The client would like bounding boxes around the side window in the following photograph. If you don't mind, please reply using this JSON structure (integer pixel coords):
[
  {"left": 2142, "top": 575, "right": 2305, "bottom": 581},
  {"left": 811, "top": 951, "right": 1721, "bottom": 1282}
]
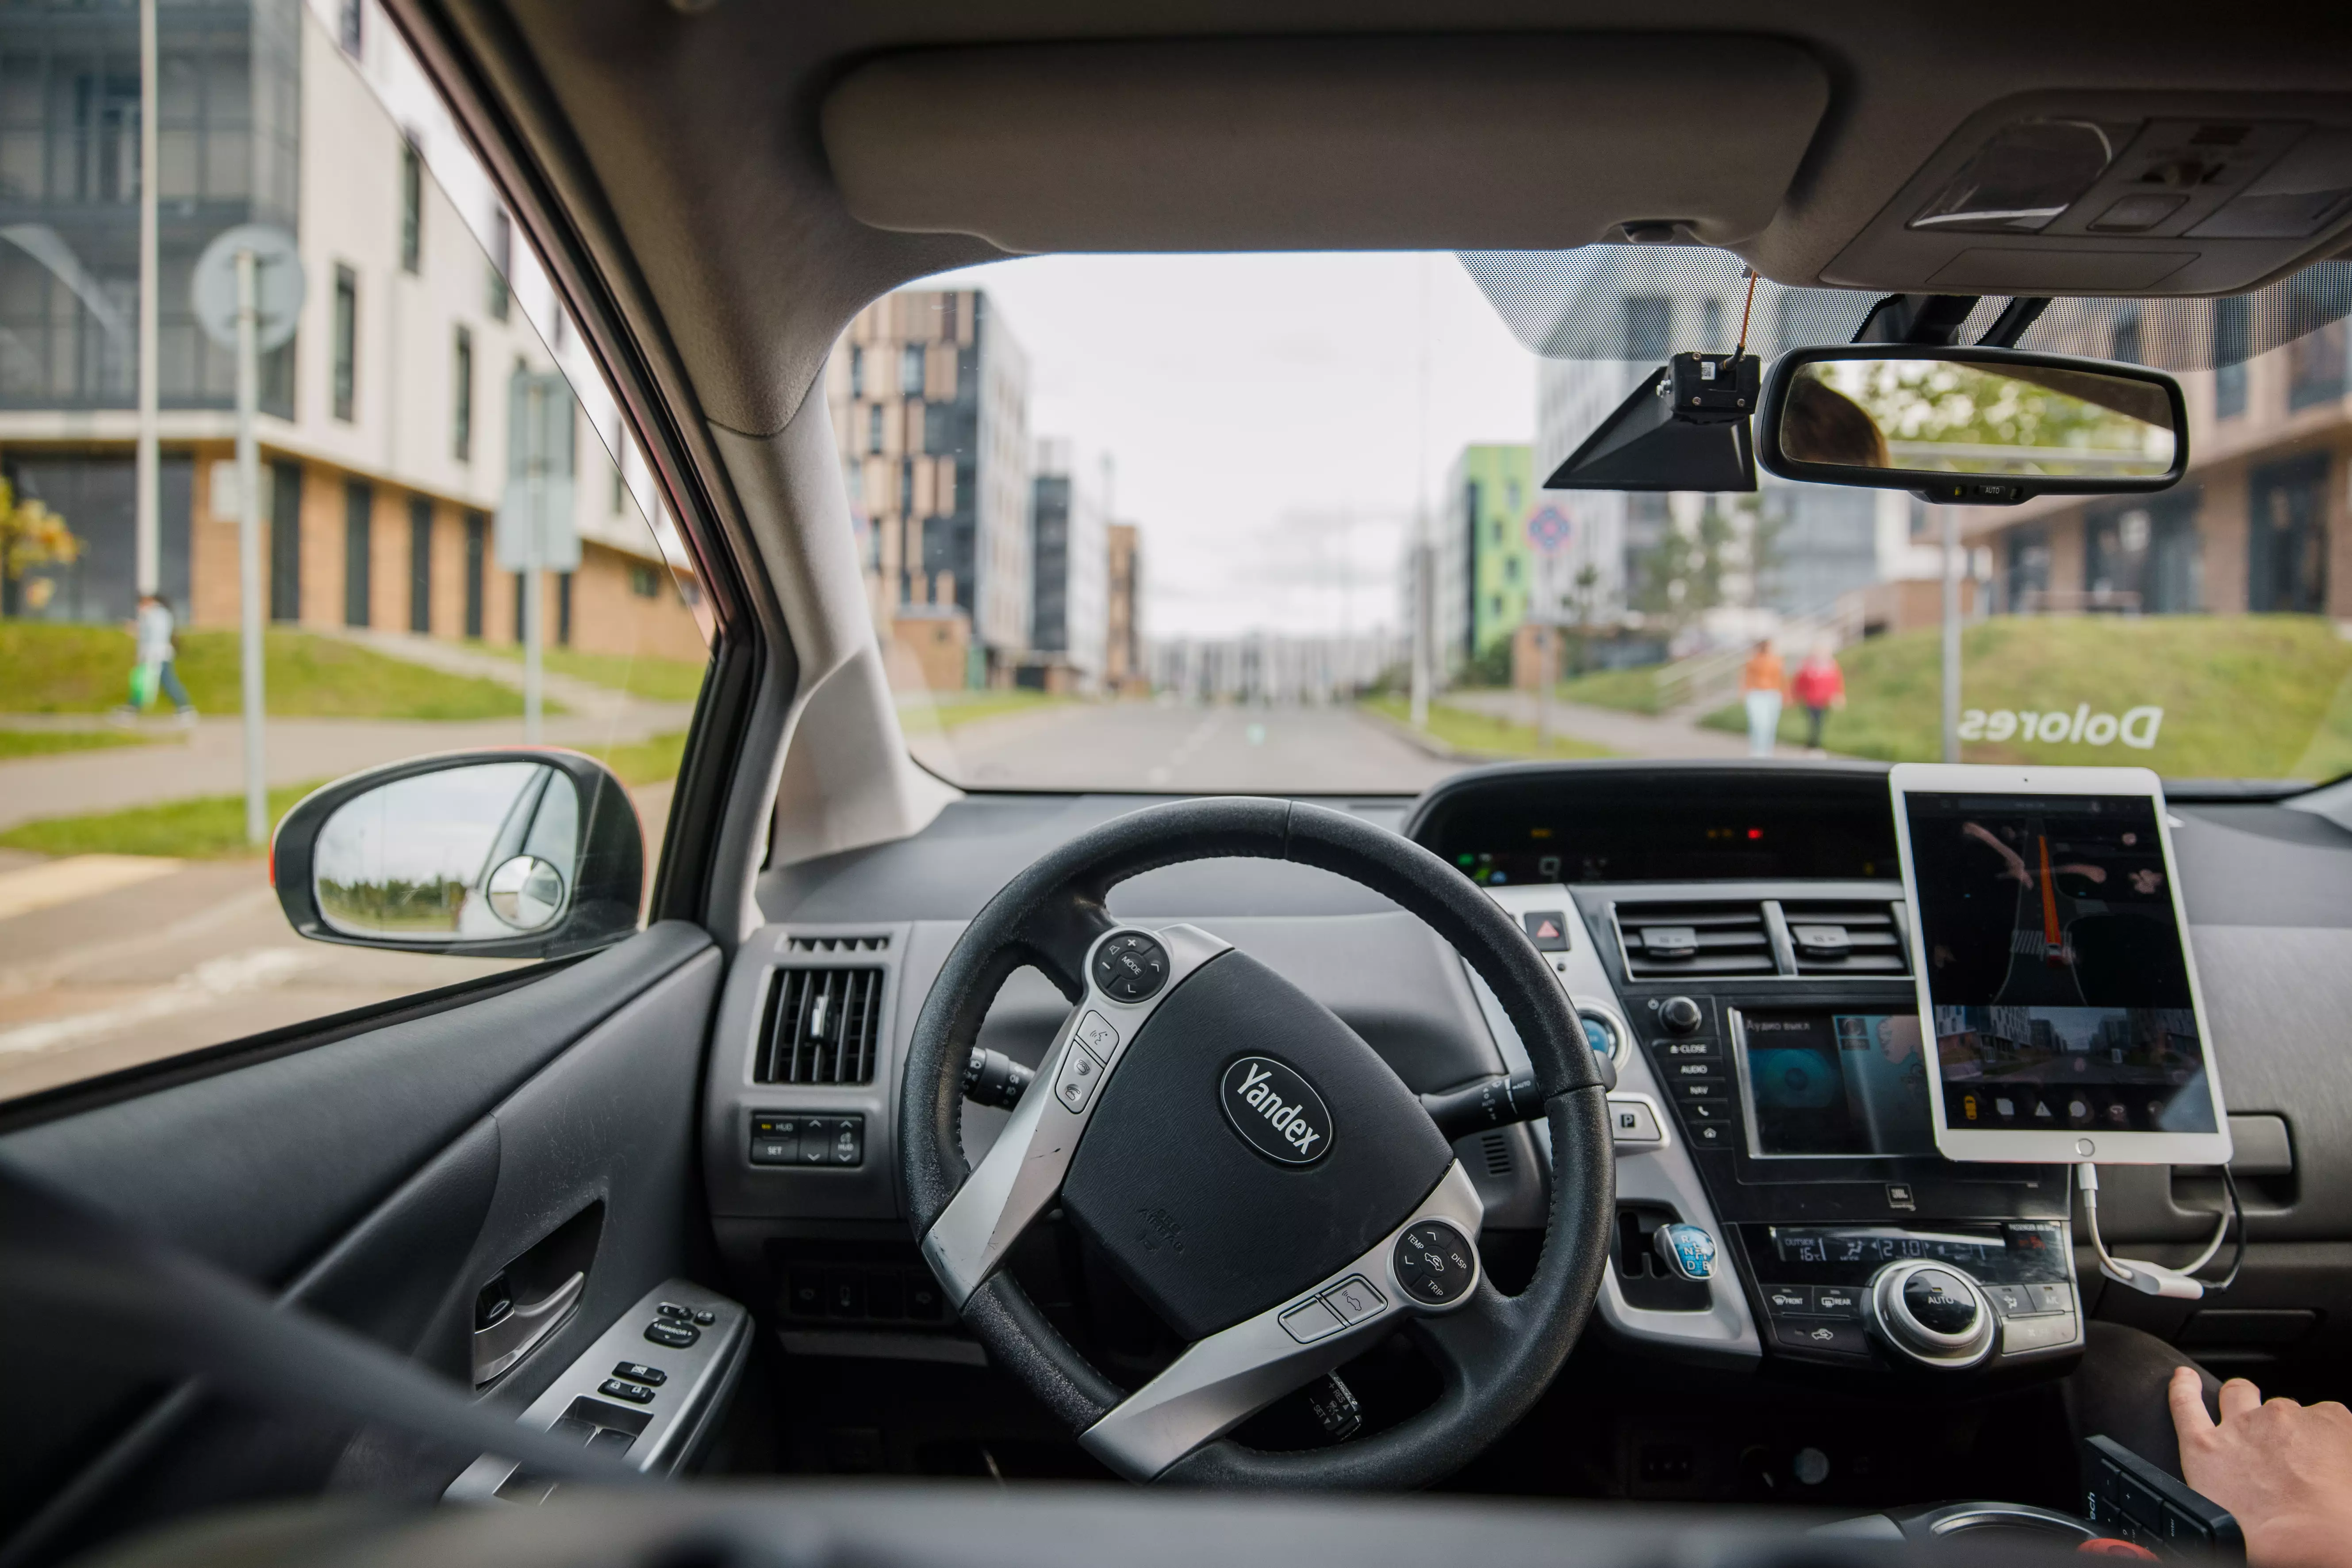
[{"left": 0, "top": 1, "right": 708, "bottom": 1106}]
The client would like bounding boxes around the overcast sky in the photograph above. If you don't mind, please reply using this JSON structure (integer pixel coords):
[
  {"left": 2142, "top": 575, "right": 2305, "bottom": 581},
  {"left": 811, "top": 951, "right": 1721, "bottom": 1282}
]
[{"left": 918, "top": 253, "right": 1543, "bottom": 641}]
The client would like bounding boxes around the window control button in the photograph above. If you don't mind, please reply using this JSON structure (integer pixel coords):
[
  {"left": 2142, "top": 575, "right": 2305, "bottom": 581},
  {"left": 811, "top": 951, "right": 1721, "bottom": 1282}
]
[
  {"left": 613, "top": 1362, "right": 667, "bottom": 1386},
  {"left": 692, "top": 1308, "right": 716, "bottom": 1326},
  {"left": 599, "top": 1378, "right": 656, "bottom": 1404},
  {"left": 656, "top": 1302, "right": 693, "bottom": 1321},
  {"left": 645, "top": 1319, "right": 698, "bottom": 1349}
]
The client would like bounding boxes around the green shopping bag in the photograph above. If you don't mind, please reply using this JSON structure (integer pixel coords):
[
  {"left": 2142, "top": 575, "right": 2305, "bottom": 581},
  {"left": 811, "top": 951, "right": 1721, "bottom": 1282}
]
[{"left": 129, "top": 662, "right": 155, "bottom": 710}]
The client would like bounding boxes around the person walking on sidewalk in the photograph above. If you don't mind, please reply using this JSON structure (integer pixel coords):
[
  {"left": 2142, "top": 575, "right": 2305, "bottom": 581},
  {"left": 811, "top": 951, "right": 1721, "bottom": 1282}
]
[
  {"left": 1739, "top": 639, "right": 1784, "bottom": 758},
  {"left": 115, "top": 593, "right": 198, "bottom": 726},
  {"left": 1790, "top": 640, "right": 1846, "bottom": 755}
]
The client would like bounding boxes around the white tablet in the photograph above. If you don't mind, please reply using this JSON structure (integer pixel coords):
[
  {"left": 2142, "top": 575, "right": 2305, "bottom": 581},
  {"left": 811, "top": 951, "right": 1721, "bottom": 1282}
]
[{"left": 1888, "top": 763, "right": 2232, "bottom": 1166}]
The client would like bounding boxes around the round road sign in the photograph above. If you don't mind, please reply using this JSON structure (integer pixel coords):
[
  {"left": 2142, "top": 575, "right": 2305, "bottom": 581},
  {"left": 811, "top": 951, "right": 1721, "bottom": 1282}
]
[
  {"left": 191, "top": 224, "right": 306, "bottom": 353},
  {"left": 1527, "top": 505, "right": 1573, "bottom": 553}
]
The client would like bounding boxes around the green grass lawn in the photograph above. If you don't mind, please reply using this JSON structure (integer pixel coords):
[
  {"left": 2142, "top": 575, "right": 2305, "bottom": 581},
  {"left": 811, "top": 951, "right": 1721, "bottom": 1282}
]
[
  {"left": 0, "top": 622, "right": 536, "bottom": 719},
  {"left": 582, "top": 731, "right": 689, "bottom": 787},
  {"left": 0, "top": 779, "right": 323, "bottom": 859},
  {"left": 0, "top": 728, "right": 160, "bottom": 760},
  {"left": 1363, "top": 693, "right": 1617, "bottom": 760},
  {"left": 1696, "top": 615, "right": 2352, "bottom": 780},
  {"left": 1556, "top": 665, "right": 1669, "bottom": 714},
  {"left": 464, "top": 641, "right": 708, "bottom": 704}
]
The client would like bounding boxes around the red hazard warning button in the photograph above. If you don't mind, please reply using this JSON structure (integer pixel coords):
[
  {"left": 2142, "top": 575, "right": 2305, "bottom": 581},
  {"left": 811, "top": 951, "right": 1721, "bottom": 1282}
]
[{"left": 1521, "top": 911, "right": 1571, "bottom": 952}]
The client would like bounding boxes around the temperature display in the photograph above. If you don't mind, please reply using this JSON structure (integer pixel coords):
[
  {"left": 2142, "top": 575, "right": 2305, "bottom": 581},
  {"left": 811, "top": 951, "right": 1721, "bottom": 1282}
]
[
  {"left": 1766, "top": 1222, "right": 2067, "bottom": 1283},
  {"left": 1775, "top": 1227, "right": 1997, "bottom": 1268}
]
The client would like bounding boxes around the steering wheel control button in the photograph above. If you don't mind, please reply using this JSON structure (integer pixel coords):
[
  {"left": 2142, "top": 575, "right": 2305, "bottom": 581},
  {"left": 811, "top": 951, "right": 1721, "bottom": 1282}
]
[
  {"left": 644, "top": 1319, "right": 698, "bottom": 1349},
  {"left": 1521, "top": 910, "right": 1571, "bottom": 951},
  {"left": 1393, "top": 1219, "right": 1477, "bottom": 1305},
  {"left": 1654, "top": 1223, "right": 1718, "bottom": 1281},
  {"left": 1279, "top": 1296, "right": 1346, "bottom": 1344},
  {"left": 1219, "top": 1055, "right": 1335, "bottom": 1165},
  {"left": 613, "top": 1362, "right": 666, "bottom": 1386},
  {"left": 1075, "top": 1010, "right": 1121, "bottom": 1062},
  {"left": 1093, "top": 932, "right": 1170, "bottom": 1003},
  {"left": 598, "top": 1377, "right": 656, "bottom": 1404},
  {"left": 1053, "top": 1044, "right": 1106, "bottom": 1114},
  {"left": 1659, "top": 995, "right": 1704, "bottom": 1035},
  {"left": 1321, "top": 1274, "right": 1387, "bottom": 1325}
]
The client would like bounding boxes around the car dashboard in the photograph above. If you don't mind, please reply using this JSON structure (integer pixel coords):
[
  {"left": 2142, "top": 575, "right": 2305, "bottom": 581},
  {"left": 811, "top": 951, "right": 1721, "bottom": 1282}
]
[{"left": 705, "top": 761, "right": 2352, "bottom": 1490}]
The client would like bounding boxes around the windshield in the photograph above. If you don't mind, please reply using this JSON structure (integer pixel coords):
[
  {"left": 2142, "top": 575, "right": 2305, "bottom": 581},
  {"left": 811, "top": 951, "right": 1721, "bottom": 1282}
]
[{"left": 836, "top": 249, "right": 2352, "bottom": 793}]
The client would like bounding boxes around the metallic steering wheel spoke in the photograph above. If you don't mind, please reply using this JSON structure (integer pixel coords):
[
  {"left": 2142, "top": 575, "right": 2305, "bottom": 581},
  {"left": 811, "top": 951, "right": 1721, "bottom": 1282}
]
[
  {"left": 922, "top": 923, "right": 1233, "bottom": 1310},
  {"left": 1078, "top": 1160, "right": 1486, "bottom": 1482}
]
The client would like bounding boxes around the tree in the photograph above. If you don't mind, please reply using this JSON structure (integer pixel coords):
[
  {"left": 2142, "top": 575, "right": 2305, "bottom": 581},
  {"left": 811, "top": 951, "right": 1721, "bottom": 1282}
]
[
  {"left": 1629, "top": 509, "right": 1726, "bottom": 634},
  {"left": 0, "top": 475, "right": 80, "bottom": 616}
]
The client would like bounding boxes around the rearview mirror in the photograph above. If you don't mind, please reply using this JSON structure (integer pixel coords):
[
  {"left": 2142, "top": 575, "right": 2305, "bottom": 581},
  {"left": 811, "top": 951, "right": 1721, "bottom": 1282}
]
[
  {"left": 1756, "top": 346, "right": 2187, "bottom": 504},
  {"left": 271, "top": 750, "right": 645, "bottom": 959}
]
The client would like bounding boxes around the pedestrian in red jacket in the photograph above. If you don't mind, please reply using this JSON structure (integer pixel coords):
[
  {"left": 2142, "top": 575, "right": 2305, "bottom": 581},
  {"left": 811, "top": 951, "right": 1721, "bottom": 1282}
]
[{"left": 1790, "top": 641, "right": 1846, "bottom": 754}]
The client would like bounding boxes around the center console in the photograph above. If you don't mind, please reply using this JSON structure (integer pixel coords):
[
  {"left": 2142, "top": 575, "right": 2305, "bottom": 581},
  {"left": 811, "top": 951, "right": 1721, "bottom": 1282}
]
[{"left": 1607, "top": 946, "right": 2085, "bottom": 1375}]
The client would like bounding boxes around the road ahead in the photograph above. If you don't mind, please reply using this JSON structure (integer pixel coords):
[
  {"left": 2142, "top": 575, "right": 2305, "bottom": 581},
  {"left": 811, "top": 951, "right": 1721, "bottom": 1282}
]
[{"left": 909, "top": 700, "right": 1465, "bottom": 793}]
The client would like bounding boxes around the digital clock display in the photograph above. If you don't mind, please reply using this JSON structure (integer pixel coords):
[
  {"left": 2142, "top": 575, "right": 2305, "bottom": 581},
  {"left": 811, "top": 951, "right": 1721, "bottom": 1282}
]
[{"left": 1767, "top": 1222, "right": 2067, "bottom": 1283}]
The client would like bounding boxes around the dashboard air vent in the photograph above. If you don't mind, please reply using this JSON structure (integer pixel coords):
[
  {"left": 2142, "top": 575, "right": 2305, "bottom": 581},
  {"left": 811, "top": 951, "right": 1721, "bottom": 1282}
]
[
  {"left": 1780, "top": 902, "right": 1908, "bottom": 977},
  {"left": 1615, "top": 901, "right": 1775, "bottom": 979},
  {"left": 787, "top": 934, "right": 889, "bottom": 953},
  {"left": 756, "top": 968, "right": 883, "bottom": 1084}
]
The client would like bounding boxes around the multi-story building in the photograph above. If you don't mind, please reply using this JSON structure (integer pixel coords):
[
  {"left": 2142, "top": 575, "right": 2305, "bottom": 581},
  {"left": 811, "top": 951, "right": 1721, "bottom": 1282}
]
[
  {"left": 825, "top": 286, "right": 1031, "bottom": 686},
  {"left": 1105, "top": 521, "right": 1143, "bottom": 694},
  {"left": 1961, "top": 313, "right": 2352, "bottom": 618},
  {"left": 0, "top": 0, "right": 700, "bottom": 663},
  {"left": 1147, "top": 631, "right": 1402, "bottom": 705},
  {"left": 1436, "top": 444, "right": 1535, "bottom": 671},
  {"left": 1023, "top": 438, "right": 1108, "bottom": 693}
]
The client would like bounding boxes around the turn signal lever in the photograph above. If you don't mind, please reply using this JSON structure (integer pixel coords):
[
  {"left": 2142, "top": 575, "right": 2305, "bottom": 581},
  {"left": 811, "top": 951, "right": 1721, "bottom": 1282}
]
[
  {"left": 963, "top": 1047, "right": 1034, "bottom": 1109},
  {"left": 1419, "top": 1054, "right": 1616, "bottom": 1142}
]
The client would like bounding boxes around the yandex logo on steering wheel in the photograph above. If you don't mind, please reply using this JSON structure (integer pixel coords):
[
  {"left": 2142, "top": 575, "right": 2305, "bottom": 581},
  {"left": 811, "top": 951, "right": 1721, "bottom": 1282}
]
[{"left": 1220, "top": 1055, "right": 1335, "bottom": 1166}]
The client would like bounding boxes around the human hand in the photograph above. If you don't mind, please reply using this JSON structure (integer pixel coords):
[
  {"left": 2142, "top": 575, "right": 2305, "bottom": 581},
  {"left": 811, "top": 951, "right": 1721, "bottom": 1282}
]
[{"left": 2171, "top": 1365, "right": 2352, "bottom": 1568}]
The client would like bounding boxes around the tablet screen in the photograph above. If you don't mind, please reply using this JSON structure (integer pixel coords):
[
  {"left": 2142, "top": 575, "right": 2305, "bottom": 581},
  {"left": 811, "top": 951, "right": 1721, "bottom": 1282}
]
[{"left": 1902, "top": 791, "right": 2217, "bottom": 1135}]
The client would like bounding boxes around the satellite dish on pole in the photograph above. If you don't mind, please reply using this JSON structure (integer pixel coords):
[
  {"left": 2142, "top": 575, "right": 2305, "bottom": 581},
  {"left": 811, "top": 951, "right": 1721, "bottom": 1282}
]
[{"left": 192, "top": 224, "right": 305, "bottom": 352}]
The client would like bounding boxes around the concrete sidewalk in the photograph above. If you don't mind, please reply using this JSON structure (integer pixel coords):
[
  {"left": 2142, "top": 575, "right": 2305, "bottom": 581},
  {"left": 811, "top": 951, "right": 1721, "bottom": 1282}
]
[{"left": 1443, "top": 689, "right": 1787, "bottom": 760}]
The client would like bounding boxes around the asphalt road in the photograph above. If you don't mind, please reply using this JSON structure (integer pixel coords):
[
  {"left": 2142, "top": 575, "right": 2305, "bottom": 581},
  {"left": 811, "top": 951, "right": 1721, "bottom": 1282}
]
[{"left": 909, "top": 700, "right": 1466, "bottom": 793}]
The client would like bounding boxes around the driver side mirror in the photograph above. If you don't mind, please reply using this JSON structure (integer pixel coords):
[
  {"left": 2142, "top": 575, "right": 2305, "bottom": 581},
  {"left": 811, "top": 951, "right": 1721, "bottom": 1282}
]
[
  {"left": 1756, "top": 345, "right": 2187, "bottom": 505},
  {"left": 271, "top": 750, "right": 645, "bottom": 959}
]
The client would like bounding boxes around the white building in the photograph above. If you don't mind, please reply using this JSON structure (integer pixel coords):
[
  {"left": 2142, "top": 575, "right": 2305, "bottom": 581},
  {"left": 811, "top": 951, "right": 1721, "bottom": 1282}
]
[{"left": 0, "top": 0, "right": 699, "bottom": 659}]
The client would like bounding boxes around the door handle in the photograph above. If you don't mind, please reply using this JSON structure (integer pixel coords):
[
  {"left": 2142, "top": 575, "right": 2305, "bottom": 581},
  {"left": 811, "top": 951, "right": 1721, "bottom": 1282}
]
[{"left": 472, "top": 1269, "right": 584, "bottom": 1386}]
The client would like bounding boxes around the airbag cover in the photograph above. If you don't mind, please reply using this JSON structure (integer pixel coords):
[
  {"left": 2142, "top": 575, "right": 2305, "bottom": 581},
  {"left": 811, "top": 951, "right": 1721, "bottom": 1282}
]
[{"left": 1062, "top": 951, "right": 1452, "bottom": 1341}]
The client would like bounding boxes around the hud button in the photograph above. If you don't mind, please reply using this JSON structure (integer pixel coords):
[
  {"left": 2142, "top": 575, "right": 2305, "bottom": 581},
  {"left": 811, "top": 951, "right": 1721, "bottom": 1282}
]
[
  {"left": 1321, "top": 1274, "right": 1387, "bottom": 1325},
  {"left": 1092, "top": 932, "right": 1170, "bottom": 1003},
  {"left": 1393, "top": 1219, "right": 1477, "bottom": 1305}
]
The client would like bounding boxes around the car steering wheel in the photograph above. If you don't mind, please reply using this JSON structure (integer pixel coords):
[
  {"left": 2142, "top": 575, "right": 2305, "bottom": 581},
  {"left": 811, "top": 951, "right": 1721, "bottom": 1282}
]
[{"left": 902, "top": 797, "right": 1615, "bottom": 1487}]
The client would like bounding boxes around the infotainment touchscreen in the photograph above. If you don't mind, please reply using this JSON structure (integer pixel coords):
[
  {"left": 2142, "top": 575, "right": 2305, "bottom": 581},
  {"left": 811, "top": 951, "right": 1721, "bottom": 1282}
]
[
  {"left": 1888, "top": 764, "right": 2232, "bottom": 1166},
  {"left": 1733, "top": 1009, "right": 1935, "bottom": 1158}
]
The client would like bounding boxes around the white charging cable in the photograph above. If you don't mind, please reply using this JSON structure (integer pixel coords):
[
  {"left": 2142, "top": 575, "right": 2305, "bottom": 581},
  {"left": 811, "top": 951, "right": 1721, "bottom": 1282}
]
[{"left": 2076, "top": 1162, "right": 2233, "bottom": 1300}]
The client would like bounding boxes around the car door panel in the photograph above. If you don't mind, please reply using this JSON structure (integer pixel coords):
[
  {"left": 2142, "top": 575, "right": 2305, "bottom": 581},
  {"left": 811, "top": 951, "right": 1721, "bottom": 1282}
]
[
  {"left": 0, "top": 923, "right": 714, "bottom": 1285},
  {"left": 0, "top": 924, "right": 722, "bottom": 1560}
]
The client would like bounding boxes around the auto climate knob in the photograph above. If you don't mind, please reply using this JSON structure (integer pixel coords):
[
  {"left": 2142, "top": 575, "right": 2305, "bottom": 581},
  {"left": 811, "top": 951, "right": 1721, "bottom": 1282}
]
[{"left": 1865, "top": 1261, "right": 1996, "bottom": 1369}]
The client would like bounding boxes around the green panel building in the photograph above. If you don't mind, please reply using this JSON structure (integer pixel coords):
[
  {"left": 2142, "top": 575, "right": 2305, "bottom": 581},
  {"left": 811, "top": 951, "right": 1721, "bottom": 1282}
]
[{"left": 1439, "top": 444, "right": 1534, "bottom": 672}]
